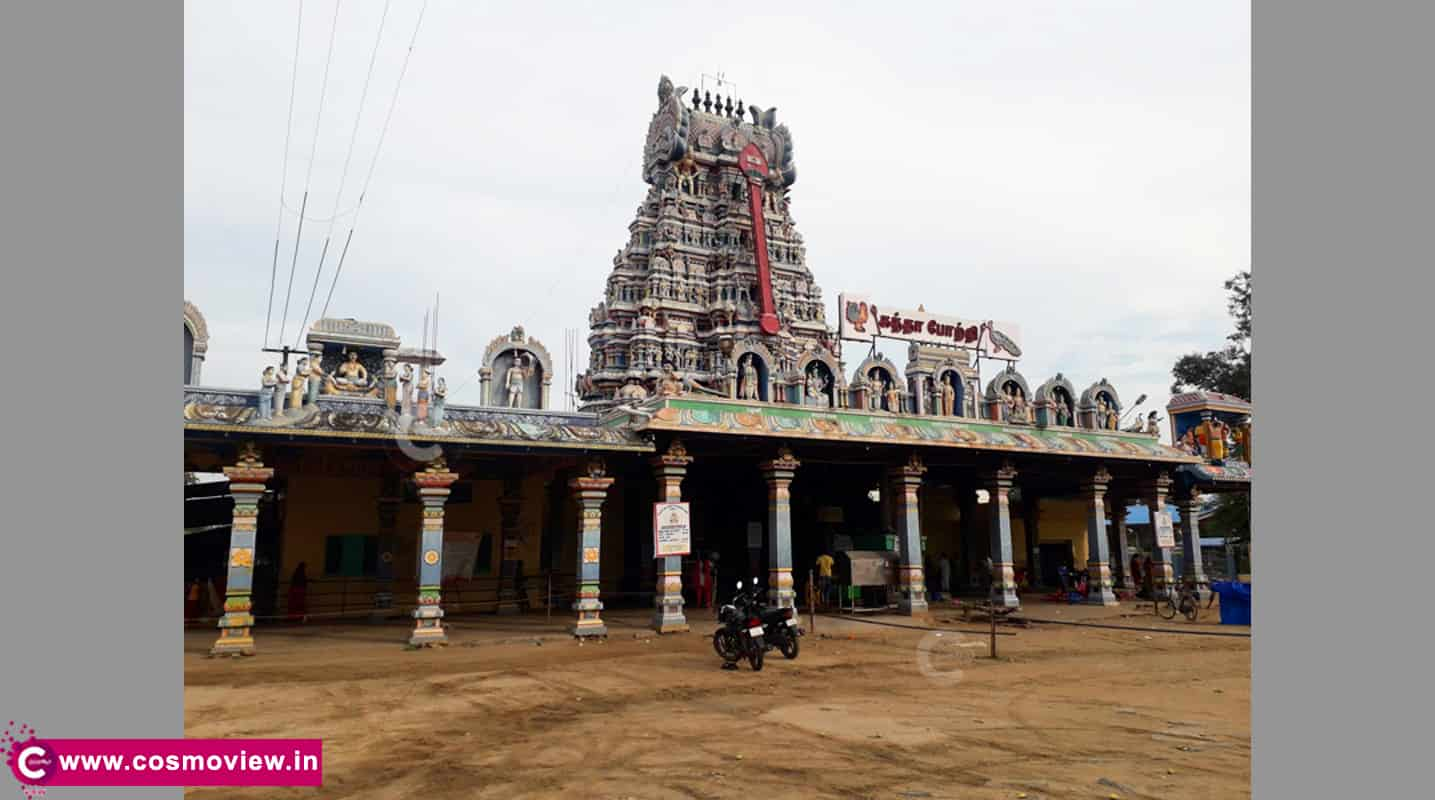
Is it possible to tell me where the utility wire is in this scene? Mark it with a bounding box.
[263,0,306,350]
[293,0,393,348]
[278,0,344,346]
[318,0,429,322]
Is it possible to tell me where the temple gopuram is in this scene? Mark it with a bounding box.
[183,76,1251,654]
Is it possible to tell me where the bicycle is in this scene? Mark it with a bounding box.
[1155,583,1200,622]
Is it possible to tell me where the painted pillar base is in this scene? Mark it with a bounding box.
[990,564,1021,609]
[1085,561,1119,606]
[409,603,447,647]
[652,558,688,633]
[767,567,797,612]
[896,595,929,616]
[572,597,607,638]
[210,609,256,657]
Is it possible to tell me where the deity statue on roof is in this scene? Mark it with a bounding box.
[399,363,414,416]
[290,358,309,410]
[940,374,957,417]
[258,366,277,421]
[305,353,325,405]
[273,364,290,416]
[417,367,432,422]
[332,351,369,389]
[739,355,761,401]
[885,381,903,414]
[431,377,448,426]
[505,351,531,408]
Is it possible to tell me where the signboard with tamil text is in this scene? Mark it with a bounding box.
[838,293,1022,360]
[1154,512,1176,549]
[653,502,692,558]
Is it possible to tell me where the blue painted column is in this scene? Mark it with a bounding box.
[1143,472,1176,596]
[888,454,929,615]
[651,440,691,633]
[570,459,616,638]
[409,456,459,648]
[211,443,273,657]
[1108,494,1134,590]
[1176,489,1211,602]
[984,462,1021,609]
[759,447,802,610]
[1083,467,1119,606]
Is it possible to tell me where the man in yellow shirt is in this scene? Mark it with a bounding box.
[815,553,835,608]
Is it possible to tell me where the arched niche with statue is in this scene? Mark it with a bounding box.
[852,355,903,413]
[730,339,775,402]
[931,360,969,418]
[1033,373,1078,428]
[796,349,841,408]
[1078,378,1123,431]
[984,365,1033,424]
[183,300,209,385]
[480,326,553,409]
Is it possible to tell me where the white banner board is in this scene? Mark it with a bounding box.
[1154,512,1176,549]
[653,502,692,558]
[838,293,1023,359]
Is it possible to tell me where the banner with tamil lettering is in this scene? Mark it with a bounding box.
[837,293,1023,360]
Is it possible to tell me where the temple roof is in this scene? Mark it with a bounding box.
[628,397,1202,464]
[1167,391,1252,414]
[182,388,650,452]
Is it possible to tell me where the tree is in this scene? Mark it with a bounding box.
[1170,271,1250,399]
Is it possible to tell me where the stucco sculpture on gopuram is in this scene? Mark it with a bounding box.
[576,75,840,409]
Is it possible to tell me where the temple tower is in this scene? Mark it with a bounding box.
[578,76,841,408]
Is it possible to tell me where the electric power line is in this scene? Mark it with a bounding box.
[278,0,344,346]
[263,0,307,350]
[318,0,429,323]
[293,0,393,347]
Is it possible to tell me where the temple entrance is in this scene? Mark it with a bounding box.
[1040,542,1075,588]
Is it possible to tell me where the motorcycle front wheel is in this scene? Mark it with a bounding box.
[778,632,800,660]
[713,629,740,662]
[748,645,764,672]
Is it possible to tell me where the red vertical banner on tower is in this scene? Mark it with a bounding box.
[739,142,781,335]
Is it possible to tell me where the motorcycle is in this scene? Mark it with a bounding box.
[713,579,767,671]
[757,595,803,660]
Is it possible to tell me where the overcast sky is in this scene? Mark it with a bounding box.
[185,1,1249,432]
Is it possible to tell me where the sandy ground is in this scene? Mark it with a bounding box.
[184,601,1251,800]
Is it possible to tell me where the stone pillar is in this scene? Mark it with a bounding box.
[887,454,929,615]
[1022,491,1041,588]
[497,473,523,615]
[1108,494,1134,590]
[211,443,273,657]
[759,446,801,611]
[409,457,459,647]
[1143,472,1176,595]
[370,490,400,620]
[650,440,692,633]
[1176,489,1211,602]
[983,462,1021,608]
[570,459,615,637]
[1082,468,1119,606]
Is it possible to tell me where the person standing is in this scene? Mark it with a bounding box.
[287,562,309,623]
[814,551,835,609]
